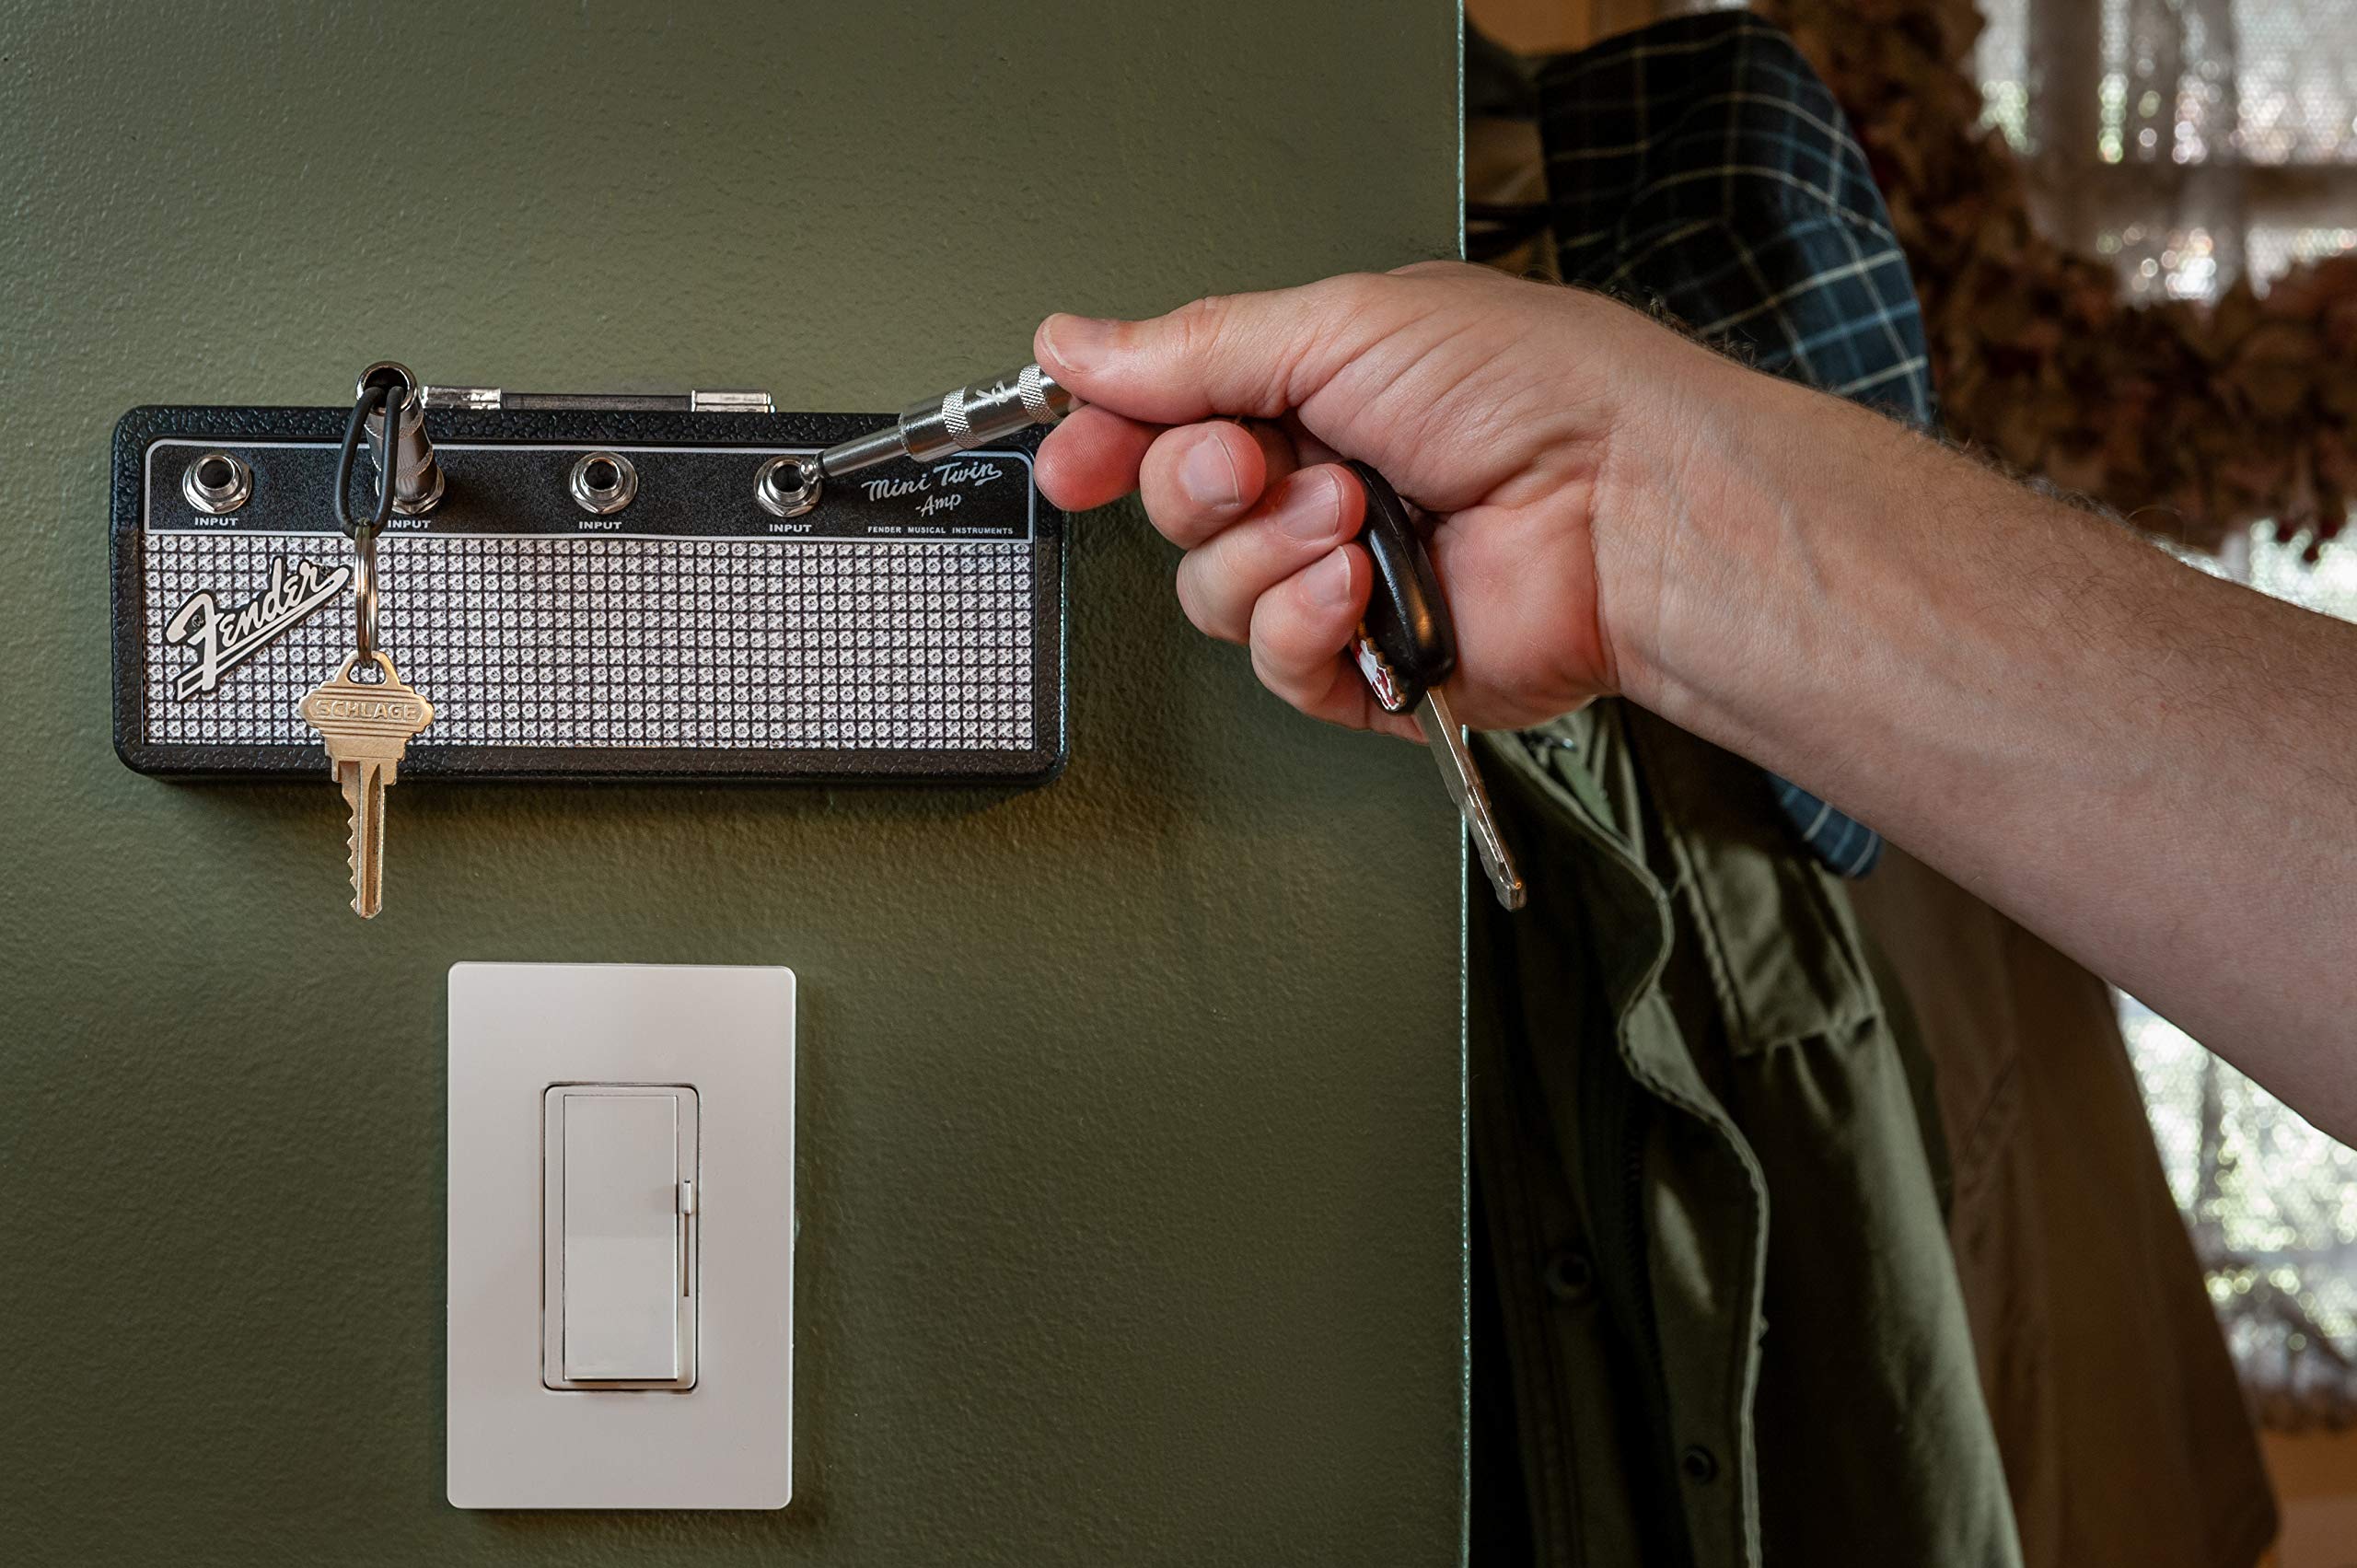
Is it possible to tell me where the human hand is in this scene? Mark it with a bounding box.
[1032,261,1726,738]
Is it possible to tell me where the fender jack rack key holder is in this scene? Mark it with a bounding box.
[110,362,1069,792]
[112,354,1517,910]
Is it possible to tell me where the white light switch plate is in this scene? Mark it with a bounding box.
[447,962,795,1510]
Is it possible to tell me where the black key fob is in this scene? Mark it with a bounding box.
[1345,459,1455,714]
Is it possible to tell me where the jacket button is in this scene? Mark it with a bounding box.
[1680,1445,1720,1484]
[1542,1248,1596,1305]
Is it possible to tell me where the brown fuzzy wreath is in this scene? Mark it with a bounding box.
[1761,0,2355,560]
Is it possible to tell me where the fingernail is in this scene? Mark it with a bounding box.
[1276,470,1342,540]
[1304,546,1353,608]
[1178,431,1242,509]
[1039,314,1119,376]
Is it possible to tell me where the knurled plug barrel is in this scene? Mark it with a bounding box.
[819,364,1076,479]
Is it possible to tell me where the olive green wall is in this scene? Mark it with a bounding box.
[0,2,1465,1562]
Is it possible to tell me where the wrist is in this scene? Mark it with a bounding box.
[1587,343,1789,717]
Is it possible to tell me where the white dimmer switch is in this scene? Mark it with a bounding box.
[447,963,793,1511]
[543,1085,698,1388]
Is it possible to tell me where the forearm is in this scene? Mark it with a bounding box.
[1027,268,2354,1130]
[1612,361,2357,1134]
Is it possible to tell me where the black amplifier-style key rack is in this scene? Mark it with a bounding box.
[110,399,1066,783]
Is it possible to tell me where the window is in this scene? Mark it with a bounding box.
[1980,0,2357,296]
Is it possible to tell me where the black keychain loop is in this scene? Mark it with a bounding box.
[334,379,398,539]
[333,380,395,658]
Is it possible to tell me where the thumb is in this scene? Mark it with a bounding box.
[1033,274,1389,428]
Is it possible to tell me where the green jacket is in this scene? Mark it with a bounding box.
[1469,702,2020,1566]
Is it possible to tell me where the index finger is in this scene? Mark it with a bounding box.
[1032,273,1393,427]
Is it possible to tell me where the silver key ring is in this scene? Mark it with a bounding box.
[354,528,379,658]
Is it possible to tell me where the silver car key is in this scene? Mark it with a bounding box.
[1344,461,1526,911]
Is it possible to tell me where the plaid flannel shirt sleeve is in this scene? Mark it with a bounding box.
[1532,10,1934,877]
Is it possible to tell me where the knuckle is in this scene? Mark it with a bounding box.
[1312,270,1377,305]
[1389,258,1484,285]
[1246,638,1303,704]
[1137,491,1181,544]
[1246,594,1319,689]
[1170,294,1234,357]
[1143,486,1214,550]
[1309,270,1393,318]
[1172,559,1240,644]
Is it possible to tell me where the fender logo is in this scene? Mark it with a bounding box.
[165,554,351,698]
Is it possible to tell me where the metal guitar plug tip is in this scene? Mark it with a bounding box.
[357,360,445,515]
[819,363,1077,480]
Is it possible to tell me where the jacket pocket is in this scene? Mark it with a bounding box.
[1620,708,1881,1055]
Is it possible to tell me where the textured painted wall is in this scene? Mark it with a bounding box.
[0,1,1465,1562]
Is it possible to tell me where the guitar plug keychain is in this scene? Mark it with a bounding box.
[824,366,1527,911]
